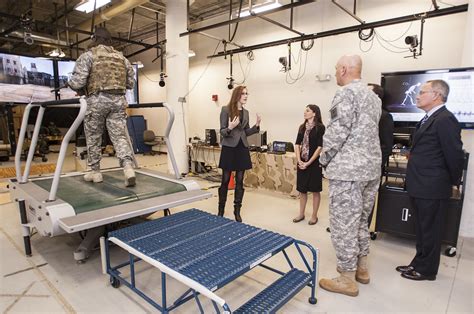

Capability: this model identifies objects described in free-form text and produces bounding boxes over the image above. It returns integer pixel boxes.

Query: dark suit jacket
[219,106,259,147]
[379,109,394,166]
[406,106,464,199]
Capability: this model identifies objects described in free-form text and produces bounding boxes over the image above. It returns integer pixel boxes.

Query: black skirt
[296,158,323,193]
[219,140,252,171]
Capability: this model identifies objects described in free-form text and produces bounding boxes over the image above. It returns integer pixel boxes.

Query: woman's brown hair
[298,104,323,133]
[227,85,247,120]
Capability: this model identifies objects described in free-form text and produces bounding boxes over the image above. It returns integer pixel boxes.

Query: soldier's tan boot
[84,170,103,183]
[319,271,359,297]
[124,164,136,187]
[356,255,370,284]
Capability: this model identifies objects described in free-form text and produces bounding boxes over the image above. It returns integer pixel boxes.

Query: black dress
[218,110,252,171]
[295,125,325,193]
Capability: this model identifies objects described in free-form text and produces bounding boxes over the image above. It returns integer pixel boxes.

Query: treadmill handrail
[162,103,181,179]
[14,97,87,202]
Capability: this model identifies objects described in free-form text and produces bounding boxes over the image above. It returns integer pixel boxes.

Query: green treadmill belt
[33,171,187,214]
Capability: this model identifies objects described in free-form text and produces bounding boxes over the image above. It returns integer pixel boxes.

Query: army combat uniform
[69,44,136,171]
[320,79,382,272]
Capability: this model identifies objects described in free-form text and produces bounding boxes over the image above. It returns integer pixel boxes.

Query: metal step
[234,268,311,313]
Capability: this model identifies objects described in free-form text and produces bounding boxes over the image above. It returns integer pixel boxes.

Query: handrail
[128,102,181,179]
[162,103,181,179]
[14,97,87,202]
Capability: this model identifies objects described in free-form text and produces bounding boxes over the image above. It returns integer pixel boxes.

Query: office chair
[143,130,159,155]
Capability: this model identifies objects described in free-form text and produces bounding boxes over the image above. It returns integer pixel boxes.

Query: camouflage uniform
[320,79,381,272]
[69,45,135,171]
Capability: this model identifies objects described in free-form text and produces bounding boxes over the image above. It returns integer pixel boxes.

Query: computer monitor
[247,131,267,147]
[0,53,55,103]
[272,141,287,153]
[381,67,474,128]
[57,60,78,99]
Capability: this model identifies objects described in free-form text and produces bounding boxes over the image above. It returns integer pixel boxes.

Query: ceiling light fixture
[48,48,65,58]
[75,0,111,14]
[239,0,282,17]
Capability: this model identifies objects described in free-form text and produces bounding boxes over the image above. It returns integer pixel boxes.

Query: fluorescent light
[188,50,196,58]
[239,1,282,17]
[75,0,111,14]
[425,69,449,74]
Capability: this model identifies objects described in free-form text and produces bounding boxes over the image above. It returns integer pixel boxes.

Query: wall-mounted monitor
[0,53,55,103]
[57,60,139,104]
[57,60,78,99]
[381,67,474,128]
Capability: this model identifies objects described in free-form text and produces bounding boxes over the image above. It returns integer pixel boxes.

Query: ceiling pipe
[76,0,151,31]
[208,4,468,58]
[180,0,316,37]
[8,31,69,46]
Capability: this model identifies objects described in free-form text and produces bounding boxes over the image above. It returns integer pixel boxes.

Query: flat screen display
[57,61,138,104]
[0,53,55,103]
[57,60,78,99]
[382,68,474,128]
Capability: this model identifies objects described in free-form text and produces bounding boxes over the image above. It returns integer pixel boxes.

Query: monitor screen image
[58,61,138,104]
[57,60,78,99]
[382,68,474,128]
[0,53,55,103]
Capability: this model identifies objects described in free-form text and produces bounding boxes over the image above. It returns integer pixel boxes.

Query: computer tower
[205,129,218,146]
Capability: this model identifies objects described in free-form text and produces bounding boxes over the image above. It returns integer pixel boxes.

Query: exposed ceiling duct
[8,30,69,47]
[76,0,151,31]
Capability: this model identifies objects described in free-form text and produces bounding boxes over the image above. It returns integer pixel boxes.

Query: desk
[104,209,318,312]
[189,144,298,196]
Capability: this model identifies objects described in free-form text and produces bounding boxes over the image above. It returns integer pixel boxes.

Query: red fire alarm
[212,94,218,101]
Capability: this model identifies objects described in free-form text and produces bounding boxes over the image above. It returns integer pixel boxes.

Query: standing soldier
[319,55,381,297]
[68,27,136,187]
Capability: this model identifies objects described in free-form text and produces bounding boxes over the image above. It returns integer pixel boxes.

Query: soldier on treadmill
[68,26,136,187]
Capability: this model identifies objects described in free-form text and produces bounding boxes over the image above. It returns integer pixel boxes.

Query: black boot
[234,187,245,222]
[218,186,227,216]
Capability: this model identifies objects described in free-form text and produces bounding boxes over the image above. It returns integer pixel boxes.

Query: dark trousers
[409,197,446,276]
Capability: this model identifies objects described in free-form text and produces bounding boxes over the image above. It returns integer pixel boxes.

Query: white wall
[138,0,473,237]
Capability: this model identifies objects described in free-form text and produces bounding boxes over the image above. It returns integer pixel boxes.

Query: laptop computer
[268,141,287,155]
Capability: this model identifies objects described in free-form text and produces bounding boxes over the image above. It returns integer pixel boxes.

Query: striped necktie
[420,114,429,126]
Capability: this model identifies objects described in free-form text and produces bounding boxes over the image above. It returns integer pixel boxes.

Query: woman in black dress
[293,104,325,225]
[218,86,261,222]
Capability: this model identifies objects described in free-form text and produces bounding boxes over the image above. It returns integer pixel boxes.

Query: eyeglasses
[418,90,436,95]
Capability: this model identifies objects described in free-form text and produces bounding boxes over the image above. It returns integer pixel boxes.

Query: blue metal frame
[105,209,318,312]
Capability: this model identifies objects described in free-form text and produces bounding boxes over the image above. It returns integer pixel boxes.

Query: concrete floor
[0,151,473,313]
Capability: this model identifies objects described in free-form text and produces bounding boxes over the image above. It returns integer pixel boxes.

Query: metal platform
[104,209,319,312]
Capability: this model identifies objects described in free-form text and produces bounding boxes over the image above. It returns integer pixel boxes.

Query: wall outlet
[178,97,186,102]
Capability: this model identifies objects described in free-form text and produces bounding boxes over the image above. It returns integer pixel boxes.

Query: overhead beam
[180,0,316,37]
[256,14,304,36]
[208,4,468,58]
[0,11,151,48]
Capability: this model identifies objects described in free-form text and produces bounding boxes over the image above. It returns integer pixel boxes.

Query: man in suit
[397,79,464,281]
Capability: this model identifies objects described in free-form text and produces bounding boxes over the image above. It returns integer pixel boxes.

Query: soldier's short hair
[90,27,113,47]
[427,79,450,103]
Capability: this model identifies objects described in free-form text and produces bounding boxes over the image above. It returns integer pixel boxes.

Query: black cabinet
[375,152,468,256]
[376,186,463,247]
